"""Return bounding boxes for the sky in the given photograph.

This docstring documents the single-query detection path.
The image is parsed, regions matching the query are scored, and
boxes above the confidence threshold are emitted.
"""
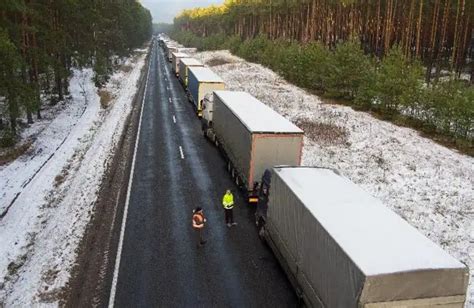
[141,0,223,23]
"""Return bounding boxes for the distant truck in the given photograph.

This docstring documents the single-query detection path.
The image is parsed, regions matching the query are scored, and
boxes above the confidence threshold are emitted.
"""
[258,166,469,308]
[177,47,197,54]
[179,58,203,87]
[187,67,225,117]
[158,38,167,48]
[165,43,180,62]
[171,52,190,76]
[202,91,304,203]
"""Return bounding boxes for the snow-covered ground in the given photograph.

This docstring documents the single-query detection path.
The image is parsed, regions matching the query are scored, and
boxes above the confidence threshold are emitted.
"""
[0,50,146,306]
[195,50,474,306]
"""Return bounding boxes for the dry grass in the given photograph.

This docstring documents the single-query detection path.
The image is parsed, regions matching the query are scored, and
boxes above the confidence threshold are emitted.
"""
[53,162,72,188]
[0,140,33,166]
[120,64,133,73]
[99,90,113,109]
[38,288,63,304]
[54,174,66,188]
[41,269,60,286]
[7,254,27,277]
[206,57,233,67]
[295,119,349,146]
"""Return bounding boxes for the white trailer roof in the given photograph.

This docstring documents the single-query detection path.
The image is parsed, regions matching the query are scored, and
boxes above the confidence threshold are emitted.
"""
[189,67,224,84]
[178,47,197,53]
[214,91,303,134]
[180,58,203,66]
[274,166,465,276]
[166,43,183,49]
[172,52,189,58]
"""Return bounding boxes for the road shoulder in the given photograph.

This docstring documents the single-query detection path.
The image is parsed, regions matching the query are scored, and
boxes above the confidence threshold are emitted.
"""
[63,49,150,307]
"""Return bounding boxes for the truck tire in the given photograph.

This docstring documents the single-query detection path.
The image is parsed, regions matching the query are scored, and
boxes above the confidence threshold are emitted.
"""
[258,225,266,241]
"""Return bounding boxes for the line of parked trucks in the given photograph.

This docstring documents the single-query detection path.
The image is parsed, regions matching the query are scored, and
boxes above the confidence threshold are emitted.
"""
[157,36,469,308]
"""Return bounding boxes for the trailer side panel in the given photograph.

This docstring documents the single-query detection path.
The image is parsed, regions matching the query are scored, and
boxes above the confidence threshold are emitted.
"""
[179,61,185,83]
[268,169,365,308]
[267,167,468,308]
[188,70,199,107]
[213,94,253,187]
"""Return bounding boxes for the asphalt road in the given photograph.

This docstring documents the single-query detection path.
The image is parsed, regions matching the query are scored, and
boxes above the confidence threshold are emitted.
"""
[110,41,298,307]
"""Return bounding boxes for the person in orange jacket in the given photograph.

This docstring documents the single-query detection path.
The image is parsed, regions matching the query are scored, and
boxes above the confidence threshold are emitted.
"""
[192,207,207,246]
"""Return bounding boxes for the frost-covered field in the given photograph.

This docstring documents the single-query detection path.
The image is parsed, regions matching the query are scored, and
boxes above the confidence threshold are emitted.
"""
[195,50,474,306]
[0,51,146,306]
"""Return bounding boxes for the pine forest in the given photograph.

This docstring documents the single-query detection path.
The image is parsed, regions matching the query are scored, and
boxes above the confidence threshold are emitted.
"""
[0,0,152,143]
[172,0,473,150]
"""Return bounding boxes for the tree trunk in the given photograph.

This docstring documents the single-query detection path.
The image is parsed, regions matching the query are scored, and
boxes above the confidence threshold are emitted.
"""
[55,64,63,101]
[375,0,381,56]
[451,0,462,68]
[456,16,469,75]
[404,0,416,57]
[426,0,441,83]
[8,96,17,134]
[416,0,424,57]
[435,0,451,82]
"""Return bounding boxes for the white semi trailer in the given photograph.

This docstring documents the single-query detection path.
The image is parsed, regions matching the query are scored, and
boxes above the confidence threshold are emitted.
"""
[178,58,203,86]
[258,166,468,308]
[202,91,304,203]
[187,67,225,117]
[171,52,190,76]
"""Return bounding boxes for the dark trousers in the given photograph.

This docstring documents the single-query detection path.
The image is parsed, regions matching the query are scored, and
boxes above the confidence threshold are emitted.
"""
[196,228,204,244]
[225,208,234,224]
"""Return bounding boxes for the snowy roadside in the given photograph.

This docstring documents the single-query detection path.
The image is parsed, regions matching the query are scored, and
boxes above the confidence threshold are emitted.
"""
[194,50,474,306]
[0,49,147,306]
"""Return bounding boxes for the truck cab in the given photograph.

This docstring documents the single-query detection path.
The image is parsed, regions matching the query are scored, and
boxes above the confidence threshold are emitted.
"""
[202,93,213,124]
[201,93,216,141]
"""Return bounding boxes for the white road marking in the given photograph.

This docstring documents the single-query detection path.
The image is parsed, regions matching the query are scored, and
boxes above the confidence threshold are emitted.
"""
[169,97,172,103]
[179,146,185,159]
[108,44,152,308]
[173,115,176,123]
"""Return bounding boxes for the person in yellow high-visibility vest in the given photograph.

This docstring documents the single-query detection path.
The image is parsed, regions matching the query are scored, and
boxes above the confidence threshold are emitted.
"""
[222,189,237,227]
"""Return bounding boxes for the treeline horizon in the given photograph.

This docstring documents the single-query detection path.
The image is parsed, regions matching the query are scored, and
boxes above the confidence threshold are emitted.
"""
[0,0,152,145]
[172,30,473,153]
[171,0,473,153]
[175,0,473,82]
[153,23,173,35]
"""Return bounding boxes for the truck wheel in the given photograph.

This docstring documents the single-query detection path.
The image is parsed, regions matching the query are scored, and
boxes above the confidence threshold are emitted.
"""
[258,226,266,241]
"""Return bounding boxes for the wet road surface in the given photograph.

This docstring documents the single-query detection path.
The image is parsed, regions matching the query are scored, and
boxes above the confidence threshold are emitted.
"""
[110,41,298,307]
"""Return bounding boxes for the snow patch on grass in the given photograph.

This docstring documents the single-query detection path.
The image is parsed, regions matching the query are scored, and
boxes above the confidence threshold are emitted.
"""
[195,50,474,306]
[0,51,146,306]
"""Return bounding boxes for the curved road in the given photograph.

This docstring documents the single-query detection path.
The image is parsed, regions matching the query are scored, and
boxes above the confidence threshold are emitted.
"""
[109,41,298,307]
